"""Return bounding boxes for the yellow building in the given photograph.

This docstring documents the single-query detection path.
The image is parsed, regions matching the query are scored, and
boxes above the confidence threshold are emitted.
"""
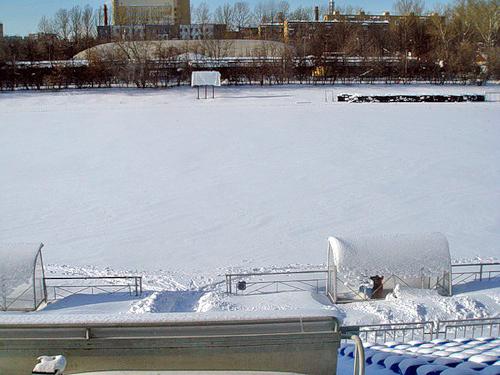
[112,0,190,26]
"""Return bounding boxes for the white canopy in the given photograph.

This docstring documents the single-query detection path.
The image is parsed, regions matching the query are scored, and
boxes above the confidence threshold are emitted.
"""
[328,233,451,278]
[0,243,45,311]
[191,71,221,87]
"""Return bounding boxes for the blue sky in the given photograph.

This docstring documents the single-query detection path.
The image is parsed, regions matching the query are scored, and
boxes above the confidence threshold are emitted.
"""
[0,0,451,36]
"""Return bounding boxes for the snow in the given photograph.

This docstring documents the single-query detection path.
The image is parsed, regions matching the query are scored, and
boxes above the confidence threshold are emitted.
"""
[328,232,451,277]
[0,84,499,322]
[8,263,495,327]
[32,355,66,374]
[1,85,498,274]
[338,280,500,325]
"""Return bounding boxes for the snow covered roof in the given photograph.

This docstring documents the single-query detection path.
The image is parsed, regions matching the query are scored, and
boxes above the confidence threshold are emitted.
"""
[0,243,43,279]
[328,233,451,277]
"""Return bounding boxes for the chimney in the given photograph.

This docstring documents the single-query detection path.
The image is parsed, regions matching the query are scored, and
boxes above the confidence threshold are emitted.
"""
[314,6,320,21]
[104,4,109,26]
[329,0,335,15]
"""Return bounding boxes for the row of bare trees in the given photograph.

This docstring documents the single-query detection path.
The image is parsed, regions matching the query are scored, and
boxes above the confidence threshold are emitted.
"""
[0,0,498,89]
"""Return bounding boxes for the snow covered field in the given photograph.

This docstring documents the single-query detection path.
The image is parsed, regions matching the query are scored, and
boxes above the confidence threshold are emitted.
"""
[1,84,499,322]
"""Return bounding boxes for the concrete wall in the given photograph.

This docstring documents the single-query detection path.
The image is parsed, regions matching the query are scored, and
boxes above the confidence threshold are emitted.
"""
[0,317,341,375]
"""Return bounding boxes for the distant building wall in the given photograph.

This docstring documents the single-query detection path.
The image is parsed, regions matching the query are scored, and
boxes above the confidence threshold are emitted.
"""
[0,23,3,39]
[112,0,190,26]
[179,24,226,40]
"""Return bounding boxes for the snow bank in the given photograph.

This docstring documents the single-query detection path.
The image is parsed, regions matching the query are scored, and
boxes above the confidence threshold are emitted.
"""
[0,309,338,325]
[329,233,451,277]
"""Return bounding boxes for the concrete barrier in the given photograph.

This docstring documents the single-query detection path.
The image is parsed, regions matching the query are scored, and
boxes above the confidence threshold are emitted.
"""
[0,317,341,375]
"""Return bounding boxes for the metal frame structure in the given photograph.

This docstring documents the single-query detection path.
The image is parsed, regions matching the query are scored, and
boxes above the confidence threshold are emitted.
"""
[0,243,47,312]
[196,85,215,99]
[342,321,435,344]
[226,262,497,301]
[225,270,327,295]
[43,276,143,302]
[436,317,500,340]
[326,235,453,303]
[451,262,500,285]
[342,317,500,344]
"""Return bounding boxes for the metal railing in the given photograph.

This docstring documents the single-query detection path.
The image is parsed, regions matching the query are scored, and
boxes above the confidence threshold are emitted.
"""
[226,262,499,296]
[436,317,500,340]
[43,276,143,302]
[342,317,500,344]
[451,262,500,285]
[225,270,328,295]
[342,321,435,344]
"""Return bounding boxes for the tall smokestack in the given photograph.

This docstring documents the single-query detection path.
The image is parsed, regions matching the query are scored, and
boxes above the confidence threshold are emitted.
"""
[329,0,335,15]
[104,4,109,26]
[314,6,320,21]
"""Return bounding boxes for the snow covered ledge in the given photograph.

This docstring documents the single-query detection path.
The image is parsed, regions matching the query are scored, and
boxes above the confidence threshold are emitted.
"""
[326,233,452,303]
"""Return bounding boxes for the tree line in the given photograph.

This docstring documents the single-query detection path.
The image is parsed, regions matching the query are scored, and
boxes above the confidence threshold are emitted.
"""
[0,0,498,90]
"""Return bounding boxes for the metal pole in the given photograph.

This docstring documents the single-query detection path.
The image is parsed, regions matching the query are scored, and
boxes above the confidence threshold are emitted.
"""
[479,264,483,281]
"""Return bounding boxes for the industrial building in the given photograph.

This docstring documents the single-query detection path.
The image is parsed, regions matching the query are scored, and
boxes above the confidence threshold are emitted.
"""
[259,0,437,44]
[100,0,230,41]
[112,0,190,26]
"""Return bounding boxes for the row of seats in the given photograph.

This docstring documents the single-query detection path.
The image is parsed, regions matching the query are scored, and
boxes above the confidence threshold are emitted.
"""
[339,337,500,375]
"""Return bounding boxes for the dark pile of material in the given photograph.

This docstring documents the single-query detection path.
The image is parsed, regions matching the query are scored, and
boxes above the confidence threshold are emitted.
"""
[338,94,486,103]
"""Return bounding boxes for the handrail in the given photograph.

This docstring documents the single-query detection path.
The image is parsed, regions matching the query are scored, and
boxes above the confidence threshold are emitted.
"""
[44,276,142,280]
[226,270,328,277]
[43,276,143,300]
[0,315,339,330]
[342,317,500,344]
[226,262,499,295]
[451,262,500,267]
[351,335,366,375]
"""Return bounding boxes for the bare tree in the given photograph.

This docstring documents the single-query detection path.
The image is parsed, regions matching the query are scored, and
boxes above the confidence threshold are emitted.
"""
[214,3,235,28]
[289,6,313,21]
[468,0,499,48]
[82,5,96,40]
[394,0,425,15]
[54,9,70,40]
[233,2,252,30]
[194,2,212,24]
[253,2,269,23]
[276,1,291,19]
[70,6,83,42]
[38,16,55,34]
